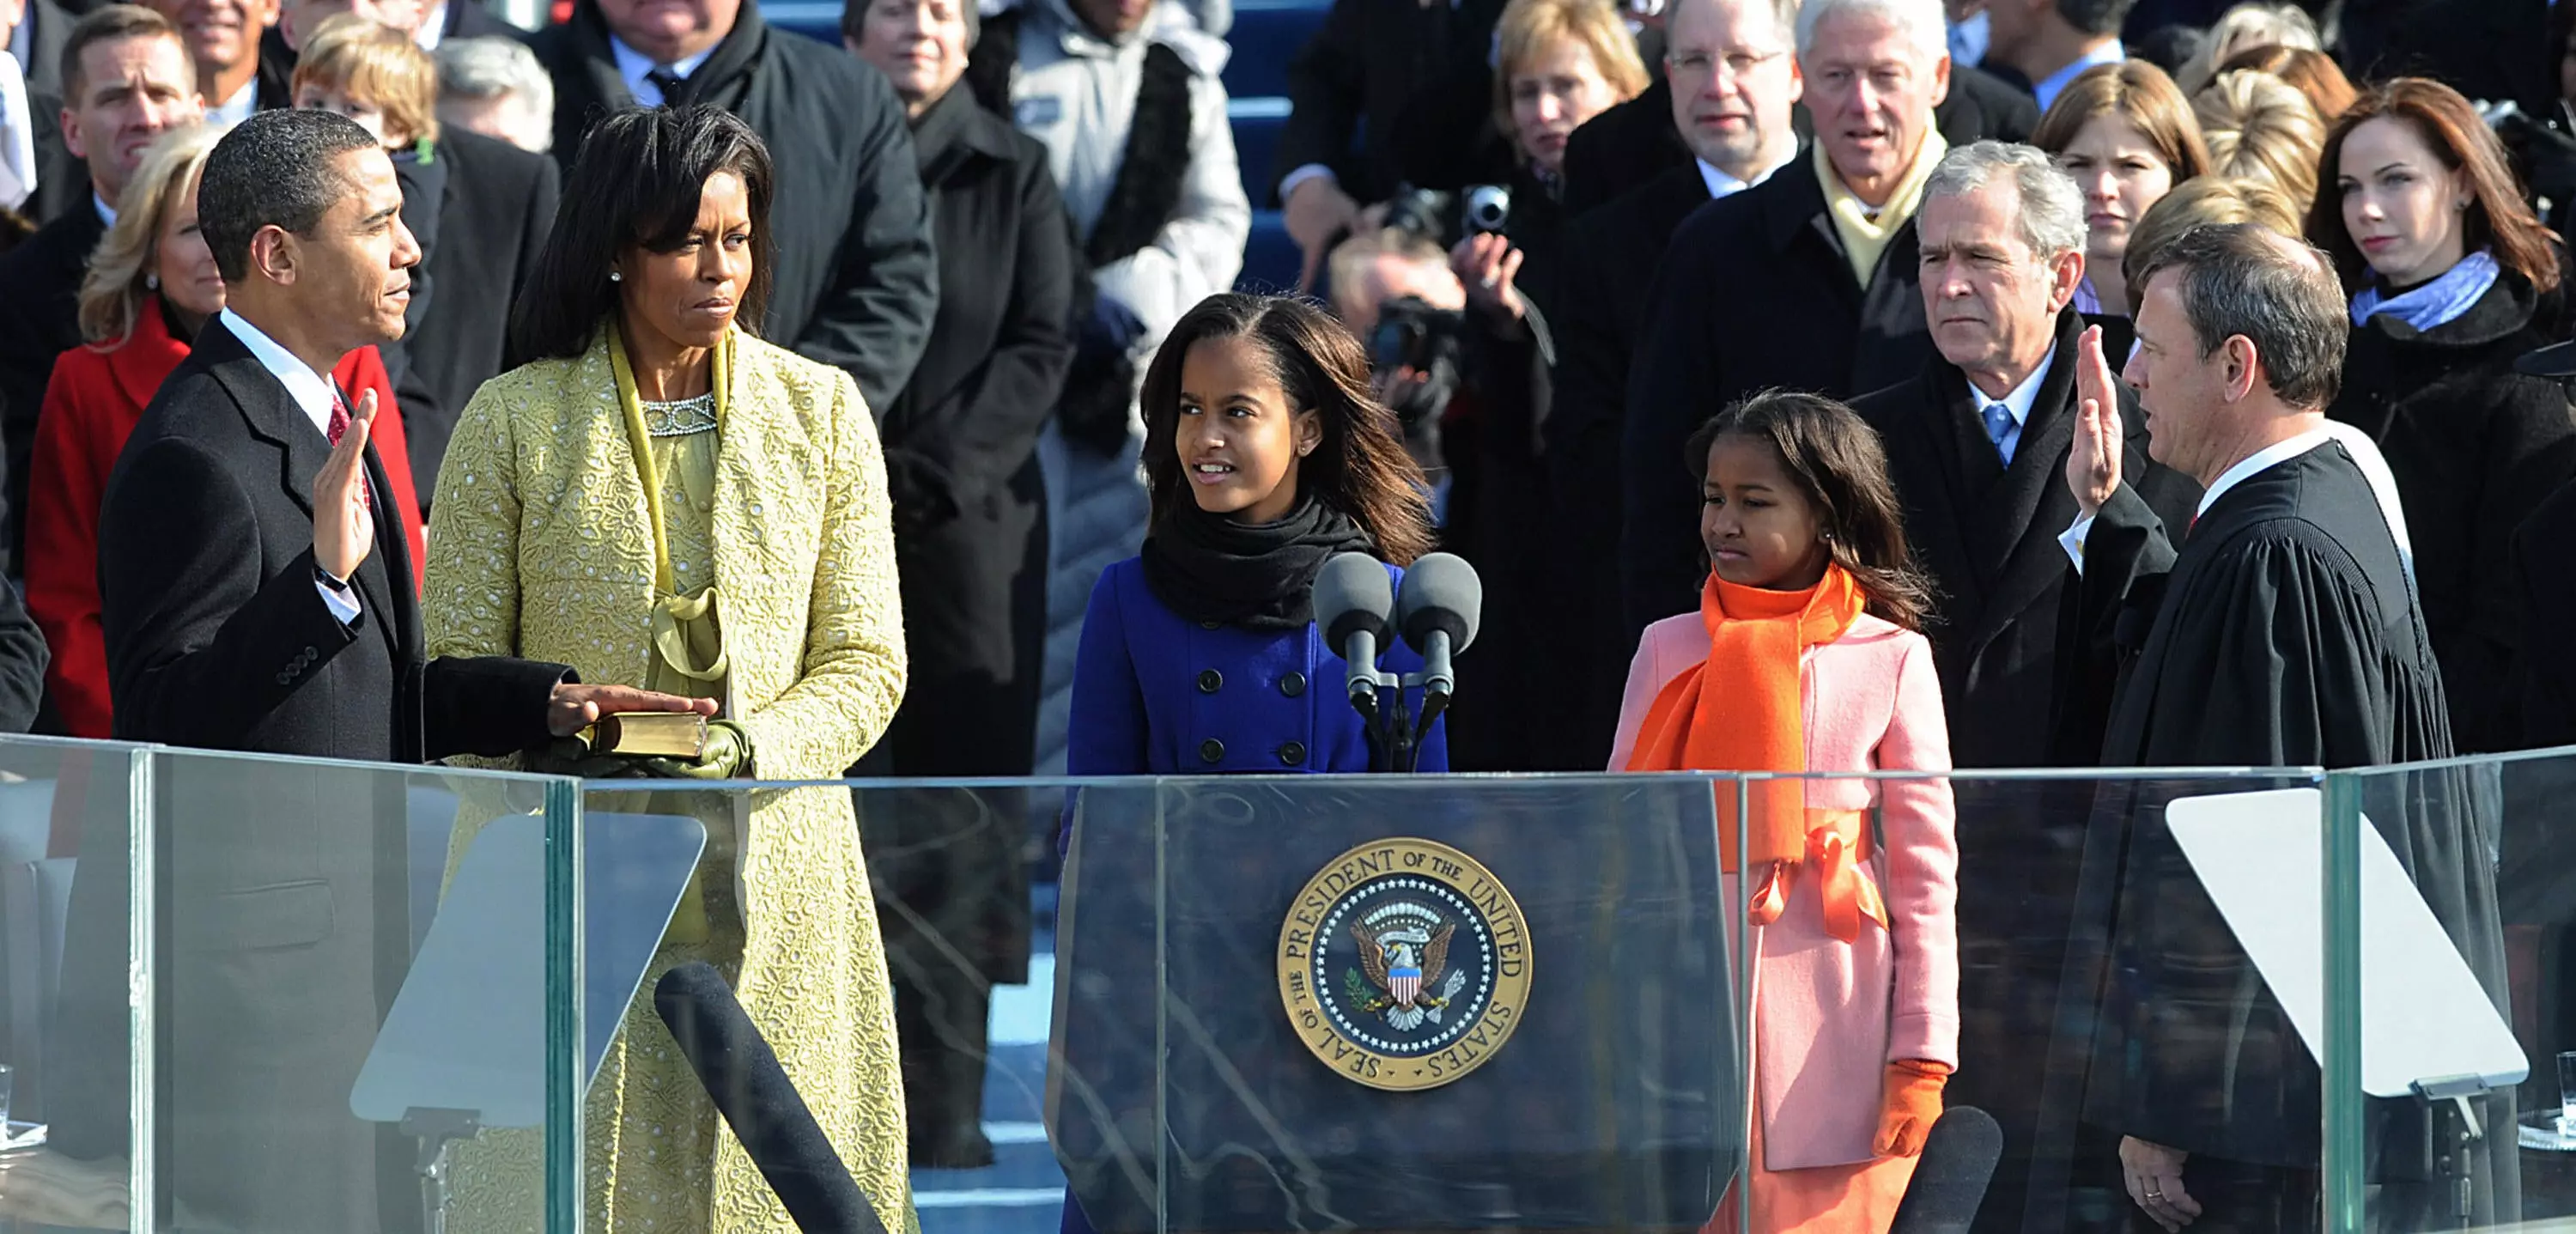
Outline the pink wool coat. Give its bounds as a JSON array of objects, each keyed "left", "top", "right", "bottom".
[{"left": 1610, "top": 611, "right": 1961, "bottom": 1170}]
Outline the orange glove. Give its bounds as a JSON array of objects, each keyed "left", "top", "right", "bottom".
[{"left": 1873, "top": 1059, "right": 1950, "bottom": 1158}]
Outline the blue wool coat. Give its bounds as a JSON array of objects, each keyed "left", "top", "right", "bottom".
[
  {"left": 1057, "top": 555, "right": 1447, "bottom": 1234},
  {"left": 1064, "top": 556, "right": 1450, "bottom": 782}
]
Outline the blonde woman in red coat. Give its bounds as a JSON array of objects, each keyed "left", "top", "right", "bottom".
[{"left": 27, "top": 123, "right": 425, "bottom": 738}]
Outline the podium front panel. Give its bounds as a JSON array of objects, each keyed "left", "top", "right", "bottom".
[{"left": 1050, "top": 775, "right": 1738, "bottom": 1233}]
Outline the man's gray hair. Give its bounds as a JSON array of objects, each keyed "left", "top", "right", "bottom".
[
  {"left": 199, "top": 109, "right": 380, "bottom": 284},
  {"left": 1923, "top": 140, "right": 2087, "bottom": 260},
  {"left": 435, "top": 35, "right": 554, "bottom": 123},
  {"left": 2134, "top": 222, "right": 2348, "bottom": 410},
  {"left": 1795, "top": 0, "right": 1947, "bottom": 64}
]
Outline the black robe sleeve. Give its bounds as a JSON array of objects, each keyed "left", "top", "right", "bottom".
[
  {"left": 2048, "top": 479, "right": 2178, "bottom": 765},
  {"left": 2080, "top": 525, "right": 2460, "bottom": 1163}
]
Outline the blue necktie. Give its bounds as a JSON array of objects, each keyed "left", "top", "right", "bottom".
[
  {"left": 1983, "top": 403, "right": 2016, "bottom": 466},
  {"left": 646, "top": 67, "right": 688, "bottom": 106}
]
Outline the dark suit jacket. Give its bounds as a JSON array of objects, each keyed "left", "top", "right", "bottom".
[
  {"left": 58, "top": 319, "right": 565, "bottom": 1229},
  {"left": 404, "top": 127, "right": 558, "bottom": 500},
  {"left": 1269, "top": 0, "right": 1505, "bottom": 204},
  {"left": 1850, "top": 310, "right": 2201, "bottom": 768},
  {"left": 1619, "top": 145, "right": 1935, "bottom": 635},
  {"left": 23, "top": 91, "right": 87, "bottom": 226},
  {"left": 19, "top": 0, "right": 73, "bottom": 96},
  {"left": 2518, "top": 477, "right": 2576, "bottom": 749},
  {"left": 1541, "top": 161, "right": 1708, "bottom": 767},
  {"left": 1558, "top": 65, "right": 2043, "bottom": 221},
  {"left": 534, "top": 0, "right": 938, "bottom": 412},
  {"left": 0, "top": 198, "right": 101, "bottom": 572}
]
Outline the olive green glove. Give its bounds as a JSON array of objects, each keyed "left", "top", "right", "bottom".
[{"left": 639, "top": 719, "right": 750, "bottom": 781}]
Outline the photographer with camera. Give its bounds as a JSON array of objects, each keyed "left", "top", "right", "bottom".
[{"left": 1325, "top": 210, "right": 1470, "bottom": 484}]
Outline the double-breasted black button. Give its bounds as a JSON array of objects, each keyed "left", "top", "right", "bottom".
[
  {"left": 1278, "top": 740, "right": 1308, "bottom": 767},
  {"left": 1196, "top": 669, "right": 1223, "bottom": 694},
  {"left": 1279, "top": 672, "right": 1307, "bottom": 698},
  {"left": 1198, "top": 738, "right": 1225, "bottom": 763}
]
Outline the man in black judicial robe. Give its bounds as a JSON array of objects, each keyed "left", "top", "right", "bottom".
[{"left": 2050, "top": 223, "right": 2512, "bottom": 1231}]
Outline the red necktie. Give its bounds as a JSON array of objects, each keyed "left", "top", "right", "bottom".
[{"left": 331, "top": 387, "right": 370, "bottom": 509}]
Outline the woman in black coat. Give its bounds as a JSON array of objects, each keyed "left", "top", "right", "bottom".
[
  {"left": 2312, "top": 78, "right": 2576, "bottom": 753},
  {"left": 1438, "top": 0, "right": 1643, "bottom": 770},
  {"left": 847, "top": 0, "right": 1077, "bottom": 1168}
]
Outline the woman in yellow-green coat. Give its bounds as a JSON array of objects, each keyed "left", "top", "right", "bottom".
[{"left": 423, "top": 104, "right": 913, "bottom": 1232}]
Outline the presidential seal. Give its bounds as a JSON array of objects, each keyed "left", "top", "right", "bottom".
[{"left": 1276, "top": 837, "right": 1532, "bottom": 1091}]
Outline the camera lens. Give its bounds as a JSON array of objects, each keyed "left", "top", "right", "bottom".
[{"left": 1464, "top": 185, "right": 1511, "bottom": 234}]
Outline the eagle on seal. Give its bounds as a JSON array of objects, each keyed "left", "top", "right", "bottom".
[{"left": 1352, "top": 919, "right": 1457, "bottom": 1030}]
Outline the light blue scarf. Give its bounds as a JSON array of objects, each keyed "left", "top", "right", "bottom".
[{"left": 2350, "top": 248, "right": 2500, "bottom": 331}]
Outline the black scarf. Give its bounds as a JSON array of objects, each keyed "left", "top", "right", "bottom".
[{"left": 1139, "top": 495, "right": 1375, "bottom": 630}]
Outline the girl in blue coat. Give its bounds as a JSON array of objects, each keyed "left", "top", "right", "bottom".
[{"left": 1064, "top": 292, "right": 1446, "bottom": 783}]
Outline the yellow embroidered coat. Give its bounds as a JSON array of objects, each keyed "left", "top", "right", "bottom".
[{"left": 423, "top": 325, "right": 914, "bottom": 1232}]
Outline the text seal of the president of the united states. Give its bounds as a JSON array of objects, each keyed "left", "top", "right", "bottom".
[{"left": 1276, "top": 837, "right": 1532, "bottom": 1091}]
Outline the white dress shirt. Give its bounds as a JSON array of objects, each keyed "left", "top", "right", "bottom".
[
  {"left": 1696, "top": 151, "right": 1791, "bottom": 201},
  {"left": 208, "top": 76, "right": 258, "bottom": 128},
  {"left": 2058, "top": 428, "right": 2330, "bottom": 573},
  {"left": 94, "top": 192, "right": 116, "bottom": 227},
  {"left": 416, "top": 1, "right": 447, "bottom": 50},
  {"left": 218, "top": 308, "right": 366, "bottom": 623},
  {"left": 1970, "top": 349, "right": 2055, "bottom": 466},
  {"left": 611, "top": 35, "right": 715, "bottom": 106}
]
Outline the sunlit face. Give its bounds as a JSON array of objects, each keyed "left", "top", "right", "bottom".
[
  {"left": 1799, "top": 9, "right": 1947, "bottom": 198},
  {"left": 615, "top": 170, "right": 754, "bottom": 355},
  {"left": 1701, "top": 434, "right": 1830, "bottom": 590},
  {"left": 595, "top": 0, "right": 739, "bottom": 66},
  {"left": 61, "top": 34, "right": 203, "bottom": 202},
  {"left": 848, "top": 0, "right": 970, "bottom": 109},
  {"left": 151, "top": 0, "right": 280, "bottom": 76},
  {"left": 2336, "top": 115, "right": 2470, "bottom": 289},
  {"left": 1917, "top": 179, "right": 2079, "bottom": 382},
  {"left": 2121, "top": 271, "right": 2249, "bottom": 484},
  {"left": 2055, "top": 114, "right": 2176, "bottom": 269},
  {"left": 1507, "top": 36, "right": 1619, "bottom": 174},
  {"left": 258, "top": 145, "right": 417, "bottom": 351},
  {"left": 1662, "top": 0, "right": 1800, "bottom": 174},
  {"left": 1174, "top": 334, "right": 1321, "bottom": 526},
  {"left": 295, "top": 82, "right": 406, "bottom": 149},
  {"left": 154, "top": 166, "right": 227, "bottom": 319}
]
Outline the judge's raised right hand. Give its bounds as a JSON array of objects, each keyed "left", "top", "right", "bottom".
[
  {"left": 2064, "top": 325, "right": 2123, "bottom": 519},
  {"left": 313, "top": 389, "right": 378, "bottom": 581}
]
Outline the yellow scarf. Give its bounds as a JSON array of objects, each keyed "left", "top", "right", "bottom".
[
  {"left": 1817, "top": 128, "right": 1948, "bottom": 287},
  {"left": 606, "top": 322, "right": 734, "bottom": 699}
]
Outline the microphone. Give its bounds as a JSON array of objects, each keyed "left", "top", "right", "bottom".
[
  {"left": 654, "top": 962, "right": 887, "bottom": 1234},
  {"left": 1888, "top": 1107, "right": 2003, "bottom": 1234},
  {"left": 1313, "top": 551, "right": 1395, "bottom": 708},
  {"left": 1394, "top": 552, "right": 1481, "bottom": 703}
]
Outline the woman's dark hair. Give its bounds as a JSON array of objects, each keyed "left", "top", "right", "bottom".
[
  {"left": 2307, "top": 77, "right": 2563, "bottom": 296},
  {"left": 1139, "top": 294, "right": 1437, "bottom": 565},
  {"left": 507, "top": 105, "right": 776, "bottom": 362},
  {"left": 1684, "top": 390, "right": 1934, "bottom": 631}
]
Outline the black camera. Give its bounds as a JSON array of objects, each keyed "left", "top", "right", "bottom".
[
  {"left": 1369, "top": 295, "right": 1467, "bottom": 377},
  {"left": 1381, "top": 183, "right": 1514, "bottom": 246}
]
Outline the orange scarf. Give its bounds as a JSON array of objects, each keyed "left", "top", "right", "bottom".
[{"left": 1625, "top": 565, "right": 1867, "bottom": 871}]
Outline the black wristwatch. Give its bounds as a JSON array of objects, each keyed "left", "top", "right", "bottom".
[{"left": 314, "top": 562, "right": 353, "bottom": 594}]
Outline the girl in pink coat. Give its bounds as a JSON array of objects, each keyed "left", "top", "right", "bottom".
[{"left": 1610, "top": 392, "right": 1961, "bottom": 1232}]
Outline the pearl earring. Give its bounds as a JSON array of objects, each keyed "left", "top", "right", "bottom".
[
  {"left": 610, "top": 270, "right": 623, "bottom": 283},
  {"left": 145, "top": 273, "right": 159, "bottom": 290}
]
